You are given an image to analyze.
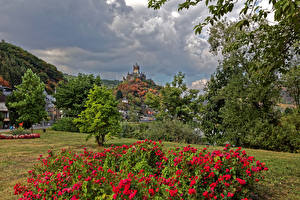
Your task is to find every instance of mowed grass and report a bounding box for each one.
[0,130,299,200]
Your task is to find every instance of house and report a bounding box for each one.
[0,95,10,128]
[45,93,62,122]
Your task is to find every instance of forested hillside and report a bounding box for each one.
[64,73,121,88]
[0,41,64,93]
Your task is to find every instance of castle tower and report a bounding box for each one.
[133,63,140,74]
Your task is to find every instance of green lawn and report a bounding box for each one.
[0,130,299,200]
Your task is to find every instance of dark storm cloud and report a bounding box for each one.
[0,0,225,87]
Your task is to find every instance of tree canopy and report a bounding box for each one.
[8,69,47,129]
[199,13,299,151]
[54,74,102,118]
[146,72,201,124]
[74,85,121,146]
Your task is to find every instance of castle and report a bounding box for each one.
[123,63,146,81]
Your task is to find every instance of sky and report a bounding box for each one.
[0,0,270,89]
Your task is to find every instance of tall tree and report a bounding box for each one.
[8,69,47,129]
[201,19,296,148]
[54,74,101,117]
[74,85,121,146]
[146,72,201,124]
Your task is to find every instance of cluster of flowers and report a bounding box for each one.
[0,133,40,139]
[14,140,268,199]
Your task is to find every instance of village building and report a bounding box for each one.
[0,85,12,128]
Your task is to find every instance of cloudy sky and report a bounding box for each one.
[0,0,257,88]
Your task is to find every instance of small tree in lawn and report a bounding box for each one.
[8,69,47,129]
[74,85,121,146]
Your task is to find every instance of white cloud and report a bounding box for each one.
[0,0,224,84]
[125,0,148,7]
[189,78,208,90]
[171,11,180,18]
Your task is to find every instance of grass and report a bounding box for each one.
[0,130,299,200]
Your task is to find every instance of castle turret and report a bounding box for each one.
[133,63,140,74]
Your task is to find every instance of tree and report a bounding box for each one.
[146,72,201,124]
[74,85,121,146]
[116,90,123,100]
[200,18,296,149]
[8,69,47,129]
[54,74,101,117]
[282,65,300,108]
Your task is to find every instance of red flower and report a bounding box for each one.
[236,178,246,185]
[149,188,154,196]
[227,192,234,197]
[188,188,196,195]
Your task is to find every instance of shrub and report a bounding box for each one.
[14,140,268,200]
[120,122,149,139]
[121,120,203,144]
[269,111,300,152]
[52,117,79,132]
[0,133,40,139]
[10,127,31,135]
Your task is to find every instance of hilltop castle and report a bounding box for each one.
[123,63,146,81]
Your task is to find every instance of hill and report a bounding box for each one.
[116,64,161,100]
[0,40,64,94]
[63,73,121,88]
[102,79,122,88]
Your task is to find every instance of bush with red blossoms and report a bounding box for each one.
[0,133,40,139]
[14,140,268,200]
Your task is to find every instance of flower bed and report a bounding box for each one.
[0,133,40,139]
[14,140,268,200]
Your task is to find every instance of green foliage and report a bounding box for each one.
[282,65,300,108]
[10,127,31,136]
[0,112,4,128]
[51,117,79,132]
[0,41,64,94]
[121,120,203,144]
[64,74,121,88]
[146,72,201,124]
[8,69,47,129]
[54,74,102,118]
[120,122,150,139]
[200,17,299,152]
[115,90,123,100]
[143,119,202,144]
[74,85,121,146]
[271,111,300,152]
[101,79,122,88]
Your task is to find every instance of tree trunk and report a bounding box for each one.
[96,135,105,146]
